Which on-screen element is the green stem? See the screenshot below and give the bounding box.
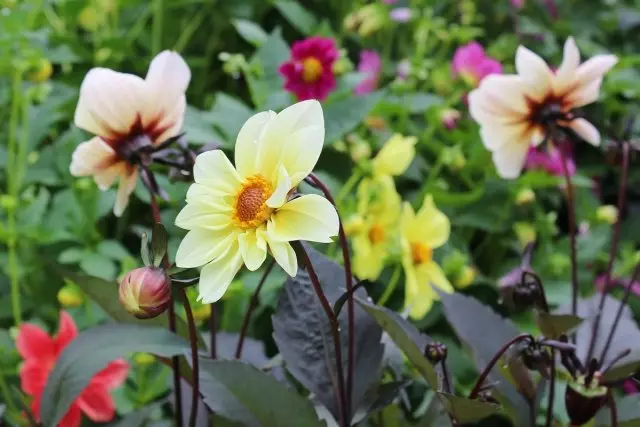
[378,265,401,306]
[0,371,17,415]
[152,0,164,55]
[336,171,362,207]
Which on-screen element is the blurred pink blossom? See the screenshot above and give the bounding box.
[510,0,525,9]
[396,59,410,80]
[595,274,640,295]
[624,380,639,394]
[382,0,398,4]
[354,50,381,95]
[390,7,412,22]
[452,42,503,87]
[525,146,575,177]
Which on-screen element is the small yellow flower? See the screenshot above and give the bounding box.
[455,266,476,289]
[516,188,536,205]
[352,177,401,280]
[371,134,416,177]
[134,352,156,365]
[596,205,618,224]
[400,195,453,319]
[175,100,339,303]
[29,58,53,83]
[57,284,84,308]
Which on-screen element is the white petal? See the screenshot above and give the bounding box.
[569,118,600,146]
[575,55,618,85]
[515,46,553,102]
[257,100,324,182]
[74,68,145,138]
[69,137,118,177]
[480,123,531,151]
[175,202,232,230]
[266,164,291,208]
[95,162,127,190]
[491,142,530,179]
[267,194,339,243]
[267,239,297,277]
[238,228,267,271]
[235,110,276,178]
[553,37,581,95]
[197,245,243,303]
[193,150,241,194]
[566,78,602,108]
[468,76,529,125]
[175,228,237,268]
[113,167,138,217]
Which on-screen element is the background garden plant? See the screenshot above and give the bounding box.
[1,0,640,426]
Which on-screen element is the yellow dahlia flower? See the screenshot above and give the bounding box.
[371,134,416,177]
[401,195,453,319]
[175,100,339,303]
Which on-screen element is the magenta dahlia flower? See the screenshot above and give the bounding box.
[452,42,503,87]
[354,50,381,95]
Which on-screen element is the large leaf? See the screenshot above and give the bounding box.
[535,311,583,339]
[437,393,501,423]
[209,93,255,144]
[272,246,384,420]
[40,325,188,426]
[439,292,534,427]
[558,293,640,382]
[248,29,290,108]
[324,92,384,143]
[595,395,640,426]
[198,359,325,427]
[356,299,438,389]
[109,402,163,427]
[232,19,268,47]
[274,1,317,34]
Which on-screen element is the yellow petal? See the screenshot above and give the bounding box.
[402,258,433,320]
[198,246,243,303]
[74,68,145,138]
[372,134,416,177]
[193,150,241,194]
[175,228,237,268]
[113,167,138,217]
[352,233,386,280]
[421,261,454,294]
[413,195,450,248]
[185,183,233,211]
[267,239,297,277]
[175,202,232,231]
[235,110,276,178]
[238,227,268,271]
[266,164,291,208]
[267,195,339,243]
[400,202,417,238]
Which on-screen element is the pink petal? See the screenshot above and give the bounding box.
[16,323,55,361]
[77,385,116,422]
[54,311,78,353]
[20,360,50,396]
[91,359,129,389]
[59,403,83,427]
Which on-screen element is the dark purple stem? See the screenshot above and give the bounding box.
[559,147,579,326]
[545,349,555,427]
[588,142,630,363]
[608,389,618,427]
[235,260,276,359]
[308,173,355,417]
[210,304,217,359]
[469,334,533,399]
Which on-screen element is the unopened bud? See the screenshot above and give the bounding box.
[119,267,171,319]
[134,352,156,366]
[440,109,460,130]
[455,266,476,289]
[424,342,447,363]
[565,374,607,426]
[515,188,535,205]
[520,345,550,371]
[57,285,84,308]
[596,205,618,225]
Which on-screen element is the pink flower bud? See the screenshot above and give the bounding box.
[119,267,171,319]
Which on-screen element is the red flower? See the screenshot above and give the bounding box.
[279,37,338,101]
[17,311,129,427]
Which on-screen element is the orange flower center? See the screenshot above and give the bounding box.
[233,175,274,229]
[410,242,432,265]
[302,57,323,83]
[368,223,385,244]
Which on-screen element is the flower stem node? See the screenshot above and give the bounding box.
[119,267,171,319]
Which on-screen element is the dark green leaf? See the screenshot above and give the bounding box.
[438,393,501,423]
[439,291,534,427]
[356,299,438,389]
[209,93,255,142]
[596,394,640,426]
[232,19,268,46]
[535,311,583,339]
[352,380,411,423]
[198,359,325,427]
[324,91,384,142]
[151,223,168,267]
[97,240,130,261]
[109,402,162,427]
[80,252,117,280]
[58,247,85,264]
[40,325,189,426]
[248,29,290,108]
[272,246,383,420]
[274,1,318,34]
[379,93,443,114]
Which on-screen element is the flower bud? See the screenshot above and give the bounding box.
[119,267,171,319]
[455,265,476,289]
[440,109,461,130]
[424,342,447,363]
[515,188,535,205]
[596,205,618,225]
[565,374,607,426]
[134,352,156,366]
[57,285,84,308]
[520,345,550,371]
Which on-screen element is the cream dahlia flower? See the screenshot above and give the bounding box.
[71,51,191,216]
[469,37,617,178]
[175,100,339,303]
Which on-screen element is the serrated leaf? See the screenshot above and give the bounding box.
[232,19,268,46]
[272,246,383,420]
[40,324,188,426]
[536,311,583,339]
[356,299,438,389]
[151,223,168,267]
[437,393,501,423]
[324,92,384,142]
[198,359,325,427]
[558,293,640,382]
[274,1,318,34]
[439,292,534,427]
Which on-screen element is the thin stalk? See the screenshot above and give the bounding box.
[179,288,200,427]
[378,265,401,306]
[608,389,618,427]
[469,334,533,399]
[209,303,217,359]
[150,192,183,427]
[559,147,579,327]
[308,173,355,418]
[589,142,630,363]
[335,171,361,207]
[293,241,349,427]
[441,361,452,394]
[599,262,640,364]
[545,349,555,427]
[235,260,276,359]
[152,0,164,54]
